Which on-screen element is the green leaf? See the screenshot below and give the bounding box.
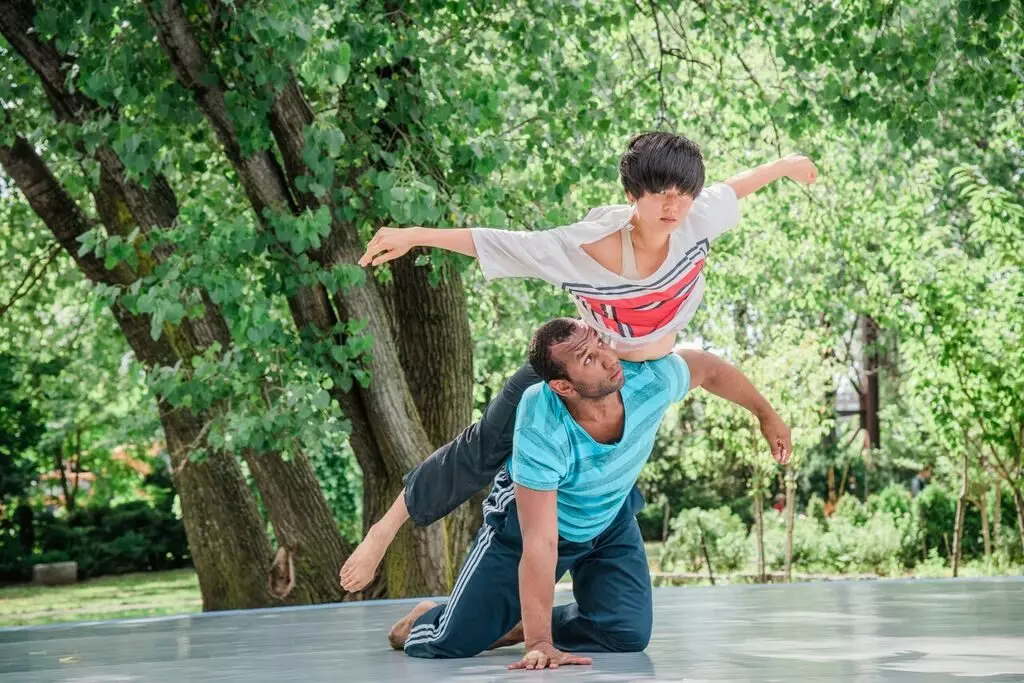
[331,43,352,87]
[312,389,331,410]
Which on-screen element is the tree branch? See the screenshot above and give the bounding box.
[0,242,62,319]
[0,135,135,287]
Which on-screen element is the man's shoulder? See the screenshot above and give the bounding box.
[517,383,562,428]
[520,381,547,407]
[623,353,690,400]
[623,353,685,376]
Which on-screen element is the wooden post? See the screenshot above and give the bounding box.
[696,519,716,586]
[952,454,969,577]
[784,473,797,582]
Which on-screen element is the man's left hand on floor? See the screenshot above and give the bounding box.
[507,642,593,671]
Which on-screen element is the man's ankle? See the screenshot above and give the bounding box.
[367,521,392,544]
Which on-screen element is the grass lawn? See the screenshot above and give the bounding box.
[0,568,202,628]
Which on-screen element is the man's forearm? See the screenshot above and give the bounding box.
[519,540,558,648]
[700,356,775,420]
[724,159,790,199]
[409,227,478,257]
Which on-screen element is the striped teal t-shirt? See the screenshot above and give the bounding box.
[509,353,691,542]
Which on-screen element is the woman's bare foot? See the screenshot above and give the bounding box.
[488,621,524,650]
[340,525,390,592]
[387,600,438,650]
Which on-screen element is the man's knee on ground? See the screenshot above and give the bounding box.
[604,615,652,652]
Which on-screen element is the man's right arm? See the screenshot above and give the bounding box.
[515,484,559,650]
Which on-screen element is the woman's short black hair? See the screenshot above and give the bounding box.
[619,132,705,199]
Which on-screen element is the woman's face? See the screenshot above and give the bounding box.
[628,188,695,234]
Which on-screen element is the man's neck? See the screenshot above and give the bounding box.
[564,391,625,444]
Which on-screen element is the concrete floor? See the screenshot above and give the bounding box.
[2,577,1022,682]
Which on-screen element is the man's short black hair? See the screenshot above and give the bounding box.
[619,132,705,199]
[528,318,580,382]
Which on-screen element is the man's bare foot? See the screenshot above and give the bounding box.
[387,600,438,650]
[488,621,524,650]
[340,525,390,592]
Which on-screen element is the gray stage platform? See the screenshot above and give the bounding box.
[2,577,1023,682]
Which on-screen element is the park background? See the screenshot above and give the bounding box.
[1,0,1021,627]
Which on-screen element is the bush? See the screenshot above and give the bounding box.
[0,525,30,583]
[759,510,827,571]
[806,494,828,525]
[31,501,190,580]
[992,488,1023,560]
[660,507,750,573]
[753,492,920,577]
[867,484,913,518]
[833,494,870,526]
[913,483,984,561]
[636,503,668,541]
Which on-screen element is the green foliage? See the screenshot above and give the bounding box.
[913,484,985,561]
[3,0,1022,576]
[309,441,362,544]
[660,507,751,574]
[37,501,189,579]
[0,355,43,504]
[659,480,1015,578]
[0,499,189,583]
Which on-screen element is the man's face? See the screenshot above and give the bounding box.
[628,187,695,235]
[548,323,624,399]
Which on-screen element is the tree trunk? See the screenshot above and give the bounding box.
[157,402,278,609]
[1012,486,1024,555]
[3,2,353,607]
[860,316,881,498]
[56,444,73,513]
[753,489,766,583]
[861,316,881,451]
[662,501,671,542]
[144,0,473,597]
[696,518,715,586]
[242,448,350,603]
[784,473,797,582]
[979,490,991,561]
[993,479,1002,552]
[952,454,969,577]
[70,428,82,510]
[826,465,837,512]
[0,135,276,610]
[390,252,477,577]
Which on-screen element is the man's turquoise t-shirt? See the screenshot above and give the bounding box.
[509,354,691,542]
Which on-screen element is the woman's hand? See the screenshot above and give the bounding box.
[359,226,421,267]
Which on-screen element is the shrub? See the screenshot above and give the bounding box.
[913,483,984,561]
[753,493,920,576]
[759,510,826,571]
[868,484,913,517]
[806,494,828,525]
[660,507,750,573]
[30,501,189,580]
